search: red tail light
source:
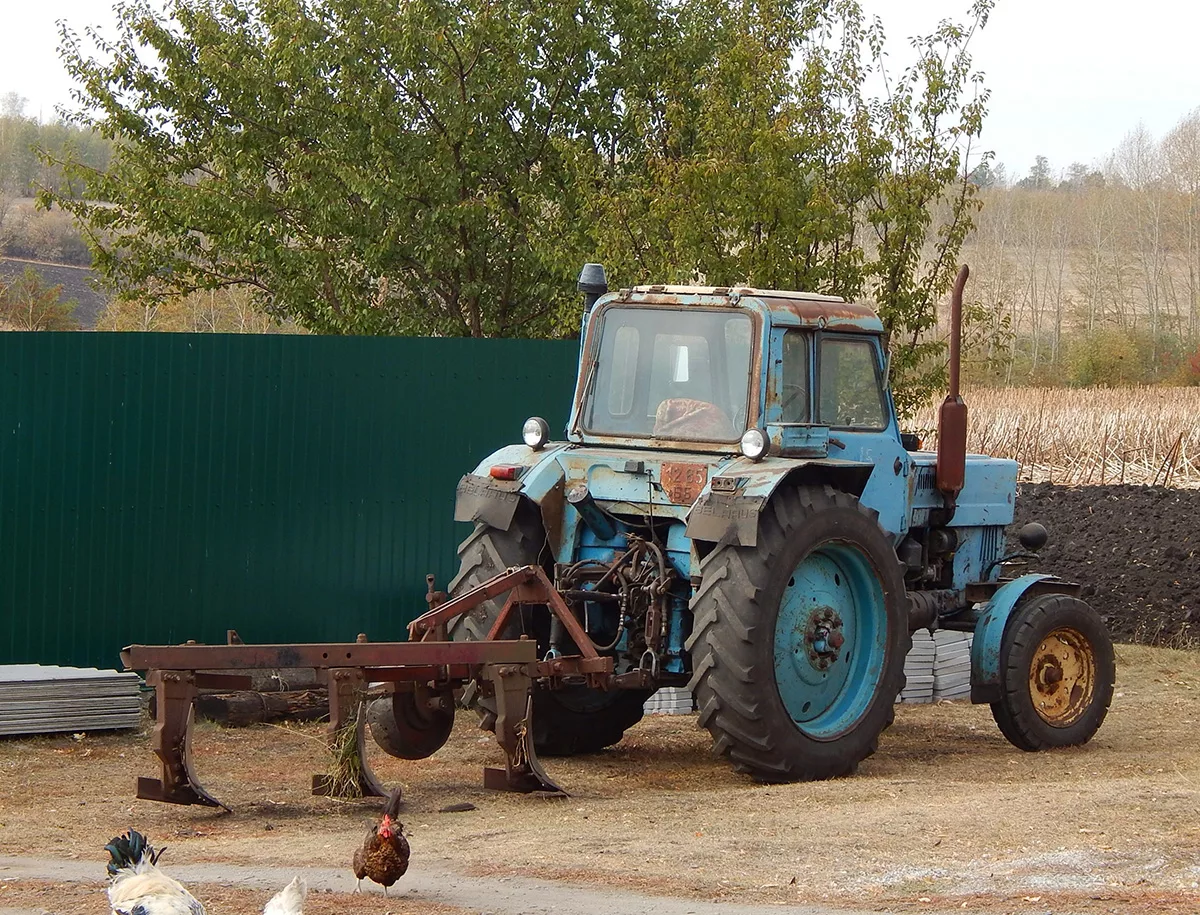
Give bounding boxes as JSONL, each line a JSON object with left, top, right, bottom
{"left": 489, "top": 464, "right": 522, "bottom": 481}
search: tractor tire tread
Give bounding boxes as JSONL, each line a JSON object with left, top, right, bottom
{"left": 687, "top": 485, "right": 909, "bottom": 782}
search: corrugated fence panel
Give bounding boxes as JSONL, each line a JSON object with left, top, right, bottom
{"left": 0, "top": 333, "right": 580, "bottom": 670}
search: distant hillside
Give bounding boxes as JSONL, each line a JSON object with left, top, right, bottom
{"left": 0, "top": 257, "right": 106, "bottom": 328}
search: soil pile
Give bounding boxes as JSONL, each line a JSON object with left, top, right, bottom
{"left": 1011, "top": 482, "right": 1200, "bottom": 645}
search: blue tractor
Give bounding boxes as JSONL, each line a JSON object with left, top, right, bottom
{"left": 439, "top": 264, "right": 1115, "bottom": 781}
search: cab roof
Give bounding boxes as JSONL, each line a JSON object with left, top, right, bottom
{"left": 608, "top": 284, "right": 885, "bottom": 334}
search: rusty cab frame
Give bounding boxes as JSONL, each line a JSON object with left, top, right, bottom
{"left": 122, "top": 564, "right": 622, "bottom": 810}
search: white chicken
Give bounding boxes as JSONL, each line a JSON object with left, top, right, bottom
{"left": 104, "top": 830, "right": 305, "bottom": 915}
{"left": 262, "top": 876, "right": 306, "bottom": 915}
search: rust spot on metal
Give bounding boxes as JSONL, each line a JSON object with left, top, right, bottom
{"left": 768, "top": 297, "right": 882, "bottom": 330}
{"left": 1028, "top": 626, "right": 1096, "bottom": 727}
{"left": 661, "top": 462, "right": 709, "bottom": 504}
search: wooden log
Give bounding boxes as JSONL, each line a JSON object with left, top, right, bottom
{"left": 194, "top": 689, "right": 329, "bottom": 727}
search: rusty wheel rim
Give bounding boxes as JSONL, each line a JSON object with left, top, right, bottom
{"left": 1029, "top": 627, "right": 1096, "bottom": 727}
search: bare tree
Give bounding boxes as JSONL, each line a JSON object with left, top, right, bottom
{"left": 1162, "top": 109, "right": 1200, "bottom": 341}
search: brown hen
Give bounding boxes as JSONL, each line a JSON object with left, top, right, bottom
{"left": 352, "top": 789, "right": 409, "bottom": 896}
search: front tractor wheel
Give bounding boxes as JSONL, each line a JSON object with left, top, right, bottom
{"left": 990, "top": 593, "right": 1115, "bottom": 751}
{"left": 687, "top": 486, "right": 909, "bottom": 782}
{"left": 446, "top": 501, "right": 648, "bottom": 756}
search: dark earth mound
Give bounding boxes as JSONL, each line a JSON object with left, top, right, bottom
{"left": 1011, "top": 482, "right": 1200, "bottom": 646}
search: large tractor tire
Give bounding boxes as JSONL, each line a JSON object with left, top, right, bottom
{"left": 446, "top": 501, "right": 648, "bottom": 756}
{"left": 687, "top": 485, "right": 909, "bottom": 781}
{"left": 990, "top": 593, "right": 1115, "bottom": 751}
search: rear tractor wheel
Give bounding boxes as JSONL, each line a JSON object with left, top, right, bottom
{"left": 990, "top": 593, "right": 1115, "bottom": 751}
{"left": 688, "top": 486, "right": 909, "bottom": 781}
{"left": 446, "top": 501, "right": 649, "bottom": 756}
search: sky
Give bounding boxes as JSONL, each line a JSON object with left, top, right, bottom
{"left": 2, "top": 0, "right": 1198, "bottom": 182}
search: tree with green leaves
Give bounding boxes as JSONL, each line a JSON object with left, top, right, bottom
{"left": 49, "top": 0, "right": 632, "bottom": 336}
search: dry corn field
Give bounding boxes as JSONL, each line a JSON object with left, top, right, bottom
{"left": 914, "top": 386, "right": 1200, "bottom": 487}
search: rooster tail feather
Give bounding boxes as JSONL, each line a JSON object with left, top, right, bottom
{"left": 382, "top": 787, "right": 403, "bottom": 821}
{"left": 104, "top": 829, "right": 163, "bottom": 876}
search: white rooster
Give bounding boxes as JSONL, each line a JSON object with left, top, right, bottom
{"left": 104, "top": 830, "right": 305, "bottom": 915}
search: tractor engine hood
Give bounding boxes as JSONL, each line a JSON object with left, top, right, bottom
{"left": 454, "top": 443, "right": 875, "bottom": 549}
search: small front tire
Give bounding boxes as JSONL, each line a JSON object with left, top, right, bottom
{"left": 990, "top": 593, "right": 1115, "bottom": 751}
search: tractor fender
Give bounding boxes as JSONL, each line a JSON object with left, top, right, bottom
{"left": 686, "top": 457, "right": 875, "bottom": 548}
{"left": 454, "top": 443, "right": 568, "bottom": 531}
{"left": 969, "top": 573, "right": 1059, "bottom": 704}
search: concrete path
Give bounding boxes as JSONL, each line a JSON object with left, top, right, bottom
{"left": 0, "top": 855, "right": 890, "bottom": 915}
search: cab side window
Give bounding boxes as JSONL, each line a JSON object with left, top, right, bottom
{"left": 818, "top": 337, "right": 886, "bottom": 429}
{"left": 780, "top": 332, "right": 810, "bottom": 423}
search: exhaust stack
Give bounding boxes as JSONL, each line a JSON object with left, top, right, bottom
{"left": 935, "top": 265, "right": 970, "bottom": 508}
{"left": 577, "top": 263, "right": 608, "bottom": 311}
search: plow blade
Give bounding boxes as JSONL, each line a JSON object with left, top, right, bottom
{"left": 484, "top": 689, "right": 562, "bottom": 794}
{"left": 137, "top": 672, "right": 230, "bottom": 811}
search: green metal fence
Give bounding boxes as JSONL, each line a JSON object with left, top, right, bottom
{"left": 0, "top": 332, "right": 579, "bottom": 670}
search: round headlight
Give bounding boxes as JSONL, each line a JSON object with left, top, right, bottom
{"left": 740, "top": 428, "right": 768, "bottom": 461}
{"left": 522, "top": 416, "right": 550, "bottom": 450}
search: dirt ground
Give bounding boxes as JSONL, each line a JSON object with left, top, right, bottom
{"left": 0, "top": 880, "right": 471, "bottom": 915}
{"left": 2, "top": 644, "right": 1200, "bottom": 914}
{"left": 1013, "top": 483, "right": 1200, "bottom": 646}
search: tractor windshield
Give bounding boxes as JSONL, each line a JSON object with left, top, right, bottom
{"left": 583, "top": 307, "right": 754, "bottom": 442}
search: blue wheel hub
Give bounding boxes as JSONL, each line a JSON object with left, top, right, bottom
{"left": 772, "top": 542, "right": 887, "bottom": 739}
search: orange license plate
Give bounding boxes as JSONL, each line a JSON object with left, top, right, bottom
{"left": 661, "top": 462, "right": 708, "bottom": 504}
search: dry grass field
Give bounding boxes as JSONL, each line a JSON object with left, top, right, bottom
{"left": 914, "top": 386, "right": 1200, "bottom": 486}
{"left": 2, "top": 644, "right": 1199, "bottom": 914}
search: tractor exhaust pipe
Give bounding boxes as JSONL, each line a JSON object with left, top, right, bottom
{"left": 935, "top": 265, "right": 970, "bottom": 509}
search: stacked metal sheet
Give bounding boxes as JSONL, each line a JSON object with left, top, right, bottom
{"left": 0, "top": 665, "right": 142, "bottom": 735}
{"left": 932, "top": 630, "right": 973, "bottom": 700}
{"left": 643, "top": 686, "right": 696, "bottom": 716}
{"left": 899, "top": 628, "right": 936, "bottom": 703}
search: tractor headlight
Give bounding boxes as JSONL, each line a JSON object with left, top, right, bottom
{"left": 740, "top": 428, "right": 768, "bottom": 461}
{"left": 522, "top": 416, "right": 550, "bottom": 450}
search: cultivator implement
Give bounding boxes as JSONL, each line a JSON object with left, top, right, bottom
{"left": 122, "top": 564, "right": 617, "bottom": 810}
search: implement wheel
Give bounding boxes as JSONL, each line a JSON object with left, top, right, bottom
{"left": 991, "top": 593, "right": 1115, "bottom": 751}
{"left": 447, "top": 501, "right": 648, "bottom": 755}
{"left": 367, "top": 688, "right": 454, "bottom": 760}
{"left": 688, "top": 485, "right": 909, "bottom": 781}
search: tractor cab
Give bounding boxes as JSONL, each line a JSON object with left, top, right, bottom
{"left": 569, "top": 284, "right": 896, "bottom": 463}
